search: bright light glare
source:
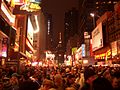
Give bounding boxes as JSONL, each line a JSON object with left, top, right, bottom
{"left": 1, "top": 3, "right": 15, "bottom": 24}
{"left": 90, "top": 13, "right": 95, "bottom": 17}
{"left": 32, "top": 62, "right": 38, "bottom": 66}
{"left": 83, "top": 60, "right": 88, "bottom": 64}
{"left": 34, "top": 15, "right": 39, "bottom": 33}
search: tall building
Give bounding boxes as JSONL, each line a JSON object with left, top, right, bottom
{"left": 0, "top": 0, "right": 42, "bottom": 68}
{"left": 45, "top": 13, "right": 55, "bottom": 52}
{"left": 64, "top": 8, "right": 79, "bottom": 51}
{"left": 78, "top": 0, "right": 119, "bottom": 45}
{"left": 56, "top": 32, "right": 64, "bottom": 64}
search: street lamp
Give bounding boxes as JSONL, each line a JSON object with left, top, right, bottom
{"left": 90, "top": 13, "right": 96, "bottom": 28}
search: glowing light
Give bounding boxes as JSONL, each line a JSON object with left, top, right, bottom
{"left": 2, "top": 52, "right": 7, "bottom": 57}
{"left": 83, "top": 60, "right": 88, "bottom": 64}
{"left": 1, "top": 2, "right": 15, "bottom": 24}
{"left": 38, "top": 62, "right": 42, "bottom": 66}
{"left": 90, "top": 13, "right": 95, "bottom": 17}
{"left": 33, "top": 15, "right": 40, "bottom": 33}
{"left": 32, "top": 62, "right": 38, "bottom": 66}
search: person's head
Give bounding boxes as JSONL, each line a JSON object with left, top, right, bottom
{"left": 84, "top": 67, "right": 96, "bottom": 83}
{"left": 67, "top": 74, "right": 75, "bottom": 85}
{"left": 10, "top": 73, "right": 20, "bottom": 85}
{"left": 10, "top": 76, "right": 19, "bottom": 85}
{"left": 92, "top": 77, "right": 113, "bottom": 90}
{"left": 65, "top": 87, "right": 75, "bottom": 90}
{"left": 54, "top": 74, "right": 63, "bottom": 86}
{"left": 111, "top": 71, "right": 120, "bottom": 89}
{"left": 103, "top": 69, "right": 111, "bottom": 81}
{"left": 42, "top": 79, "right": 54, "bottom": 90}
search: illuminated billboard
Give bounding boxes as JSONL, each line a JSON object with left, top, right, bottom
{"left": 13, "top": 0, "right": 41, "bottom": 5}
{"left": 27, "top": 16, "right": 34, "bottom": 45}
{"left": 92, "top": 22, "right": 103, "bottom": 51}
{"left": 19, "top": 0, "right": 41, "bottom": 11}
{"left": 81, "top": 44, "right": 85, "bottom": 57}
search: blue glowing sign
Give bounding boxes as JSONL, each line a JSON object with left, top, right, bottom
{"left": 82, "top": 44, "right": 85, "bottom": 57}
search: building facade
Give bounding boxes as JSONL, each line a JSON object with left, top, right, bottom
{"left": 78, "top": 0, "right": 119, "bottom": 45}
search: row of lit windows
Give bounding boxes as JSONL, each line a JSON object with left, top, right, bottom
{"left": 96, "top": 1, "right": 117, "bottom": 5}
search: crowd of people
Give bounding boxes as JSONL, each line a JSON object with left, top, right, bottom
{"left": 0, "top": 64, "right": 120, "bottom": 90}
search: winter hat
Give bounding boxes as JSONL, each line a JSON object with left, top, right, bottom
{"left": 84, "top": 67, "right": 96, "bottom": 81}
{"left": 11, "top": 73, "right": 20, "bottom": 78}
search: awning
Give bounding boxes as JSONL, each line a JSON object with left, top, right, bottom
{"left": 10, "top": 52, "right": 28, "bottom": 60}
{"left": 93, "top": 46, "right": 110, "bottom": 55}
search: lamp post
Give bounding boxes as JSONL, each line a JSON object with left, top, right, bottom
{"left": 90, "top": 13, "right": 96, "bottom": 28}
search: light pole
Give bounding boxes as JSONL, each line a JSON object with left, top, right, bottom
{"left": 90, "top": 13, "right": 96, "bottom": 28}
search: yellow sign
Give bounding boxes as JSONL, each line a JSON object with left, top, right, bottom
{"left": 29, "top": 2, "right": 41, "bottom": 10}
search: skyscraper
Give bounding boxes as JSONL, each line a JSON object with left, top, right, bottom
{"left": 64, "top": 8, "right": 79, "bottom": 50}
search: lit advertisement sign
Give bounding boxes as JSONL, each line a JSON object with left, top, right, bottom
{"left": 72, "top": 47, "right": 77, "bottom": 55}
{"left": 111, "top": 41, "right": 117, "bottom": 56}
{"left": 14, "top": 0, "right": 24, "bottom": 5}
{"left": 14, "top": 0, "right": 41, "bottom": 5}
{"left": 27, "top": 16, "right": 33, "bottom": 45}
{"left": 26, "top": 39, "right": 34, "bottom": 52}
{"left": 2, "top": 38, "right": 8, "bottom": 57}
{"left": 82, "top": 44, "right": 85, "bottom": 57}
{"left": 30, "top": 0, "right": 42, "bottom": 3}
{"left": 20, "top": 0, "right": 41, "bottom": 11}
{"left": 92, "top": 22, "right": 103, "bottom": 51}
{"left": 1, "top": 2, "right": 15, "bottom": 26}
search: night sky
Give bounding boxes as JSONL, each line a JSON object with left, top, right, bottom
{"left": 41, "top": 0, "right": 78, "bottom": 46}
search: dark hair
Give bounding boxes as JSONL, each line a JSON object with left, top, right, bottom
{"left": 92, "top": 77, "right": 113, "bottom": 90}
{"left": 84, "top": 67, "right": 95, "bottom": 81}
{"left": 19, "top": 80, "right": 39, "bottom": 90}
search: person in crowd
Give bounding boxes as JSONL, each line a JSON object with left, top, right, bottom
{"left": 111, "top": 71, "right": 120, "bottom": 90}
{"left": 66, "top": 74, "right": 80, "bottom": 90}
{"left": 0, "top": 82, "right": 4, "bottom": 90}
{"left": 92, "top": 77, "right": 113, "bottom": 90}
{"left": 54, "top": 74, "right": 65, "bottom": 90}
{"left": 79, "top": 66, "right": 96, "bottom": 90}
{"left": 19, "top": 79, "right": 39, "bottom": 90}
{"left": 75, "top": 71, "right": 84, "bottom": 90}
{"left": 65, "top": 87, "right": 76, "bottom": 90}
{"left": 103, "top": 68, "right": 112, "bottom": 82}
{"left": 39, "top": 79, "right": 55, "bottom": 90}
{"left": 6, "top": 73, "right": 20, "bottom": 90}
